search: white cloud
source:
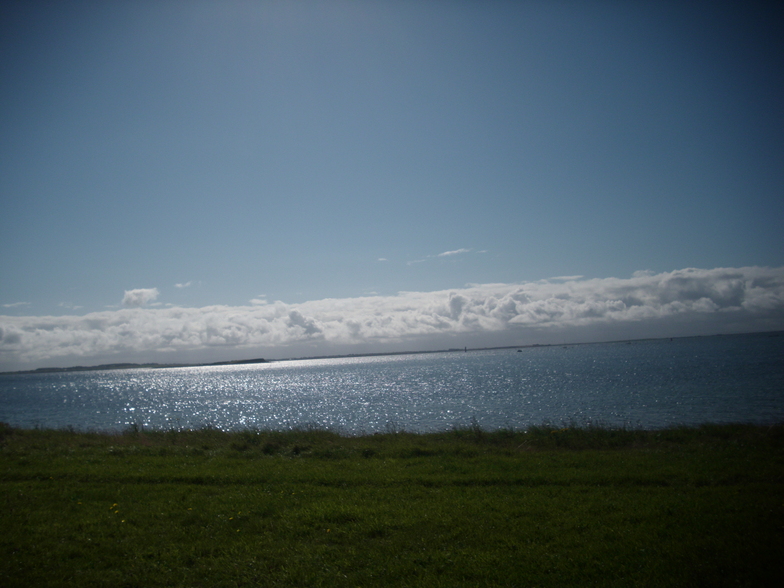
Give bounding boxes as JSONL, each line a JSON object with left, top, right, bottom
{"left": 122, "top": 288, "right": 160, "bottom": 308}
{"left": 2, "top": 267, "right": 783, "bottom": 369}
{"left": 438, "top": 248, "right": 471, "bottom": 257}
{"left": 546, "top": 275, "right": 585, "bottom": 282}
{"left": 2, "top": 302, "right": 30, "bottom": 308}
{"left": 175, "top": 281, "right": 193, "bottom": 289}
{"left": 408, "top": 248, "right": 473, "bottom": 265}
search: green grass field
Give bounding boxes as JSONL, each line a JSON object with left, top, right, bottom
{"left": 2, "top": 422, "right": 783, "bottom": 587}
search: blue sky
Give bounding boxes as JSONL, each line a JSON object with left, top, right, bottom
{"left": 1, "top": 1, "right": 783, "bottom": 370}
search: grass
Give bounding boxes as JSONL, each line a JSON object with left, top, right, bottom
{"left": 1, "top": 422, "right": 783, "bottom": 587}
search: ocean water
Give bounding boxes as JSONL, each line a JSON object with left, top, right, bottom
{"left": 1, "top": 332, "right": 782, "bottom": 433}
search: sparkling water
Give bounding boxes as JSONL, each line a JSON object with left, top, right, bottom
{"left": 1, "top": 332, "right": 782, "bottom": 432}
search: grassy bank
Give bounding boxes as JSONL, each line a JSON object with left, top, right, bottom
{"left": 2, "top": 423, "right": 783, "bottom": 587}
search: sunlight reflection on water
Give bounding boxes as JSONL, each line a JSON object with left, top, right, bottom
{"left": 1, "top": 333, "right": 782, "bottom": 432}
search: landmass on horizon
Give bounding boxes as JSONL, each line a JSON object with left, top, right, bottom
{"left": 0, "top": 357, "right": 269, "bottom": 375}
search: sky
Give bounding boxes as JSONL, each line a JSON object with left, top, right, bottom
{"left": 1, "top": 0, "right": 783, "bottom": 371}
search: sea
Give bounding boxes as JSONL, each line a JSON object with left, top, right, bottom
{"left": 1, "top": 332, "right": 782, "bottom": 433}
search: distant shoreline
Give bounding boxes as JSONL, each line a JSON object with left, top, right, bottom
{"left": 2, "top": 330, "right": 780, "bottom": 376}
{"left": 0, "top": 357, "right": 269, "bottom": 376}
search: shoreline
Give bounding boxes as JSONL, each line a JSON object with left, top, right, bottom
{"left": 2, "top": 421, "right": 782, "bottom": 449}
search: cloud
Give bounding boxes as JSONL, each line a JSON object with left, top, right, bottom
{"left": 438, "top": 248, "right": 471, "bottom": 257}
{"left": 2, "top": 267, "right": 783, "bottom": 369}
{"left": 408, "top": 248, "right": 473, "bottom": 265}
{"left": 546, "top": 275, "right": 584, "bottom": 282}
{"left": 175, "top": 281, "right": 193, "bottom": 289}
{"left": 122, "top": 288, "right": 160, "bottom": 308}
{"left": 2, "top": 302, "right": 30, "bottom": 308}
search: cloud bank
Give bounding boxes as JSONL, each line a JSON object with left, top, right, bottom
{"left": 2, "top": 267, "right": 783, "bottom": 369}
